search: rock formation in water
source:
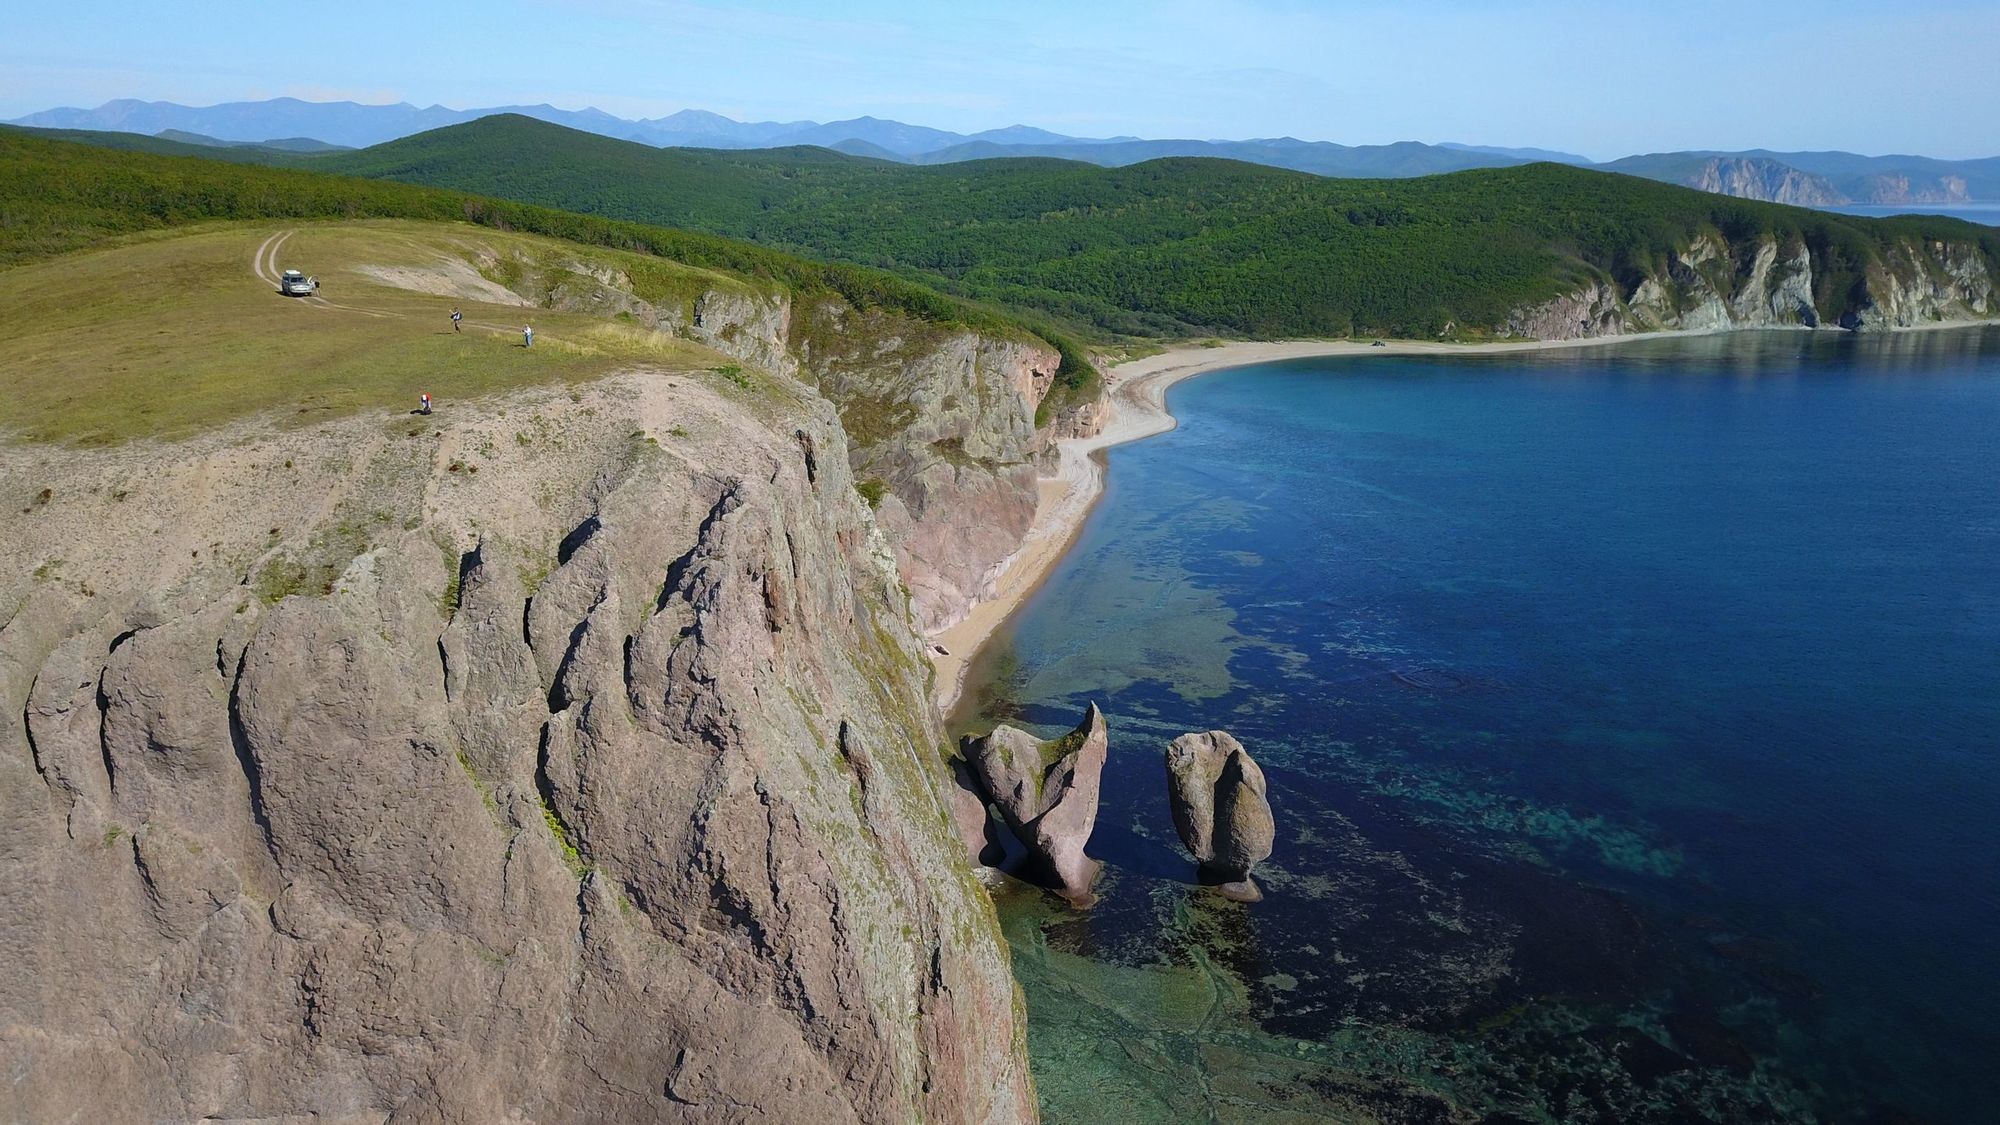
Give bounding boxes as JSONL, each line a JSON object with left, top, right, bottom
{"left": 1164, "top": 730, "right": 1276, "bottom": 902}
{"left": 958, "top": 703, "right": 1109, "bottom": 905}
{"left": 0, "top": 365, "right": 1036, "bottom": 1122}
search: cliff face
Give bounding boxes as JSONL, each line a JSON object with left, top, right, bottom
{"left": 0, "top": 372, "right": 1032, "bottom": 1122}
{"left": 1845, "top": 237, "right": 1997, "bottom": 328}
{"left": 789, "top": 302, "right": 1076, "bottom": 633}
{"left": 1641, "top": 157, "right": 1977, "bottom": 207}
{"left": 1853, "top": 172, "right": 1973, "bottom": 205}
{"left": 1506, "top": 231, "right": 1996, "bottom": 340}
{"left": 467, "top": 245, "right": 1102, "bottom": 634}
{"left": 1688, "top": 157, "right": 1846, "bottom": 207}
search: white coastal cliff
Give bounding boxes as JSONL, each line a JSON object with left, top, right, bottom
{"left": 1507, "top": 231, "right": 1996, "bottom": 339}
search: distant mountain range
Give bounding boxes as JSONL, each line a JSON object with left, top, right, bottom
{"left": 10, "top": 97, "right": 1998, "bottom": 204}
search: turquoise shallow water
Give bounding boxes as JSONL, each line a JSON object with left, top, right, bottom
{"left": 959, "top": 327, "right": 2000, "bottom": 1123}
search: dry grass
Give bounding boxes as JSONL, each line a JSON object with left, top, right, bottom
{"left": 0, "top": 219, "right": 727, "bottom": 445}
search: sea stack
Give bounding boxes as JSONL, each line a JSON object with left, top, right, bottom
{"left": 1165, "top": 730, "right": 1276, "bottom": 902}
{"left": 959, "top": 703, "right": 1109, "bottom": 905}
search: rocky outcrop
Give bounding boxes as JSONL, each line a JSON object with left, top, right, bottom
{"left": 959, "top": 704, "right": 1109, "bottom": 905}
{"left": 1688, "top": 157, "right": 1846, "bottom": 207}
{"left": 1164, "top": 731, "right": 1276, "bottom": 902}
{"left": 1030, "top": 393, "right": 1107, "bottom": 474}
{"left": 390, "top": 237, "right": 1110, "bottom": 637}
{"left": 1646, "top": 157, "right": 1977, "bottom": 207}
{"left": 1843, "top": 238, "right": 1996, "bottom": 329}
{"left": 1506, "top": 230, "right": 1996, "bottom": 340}
{"left": 1854, "top": 172, "right": 1972, "bottom": 205}
{"left": 465, "top": 244, "right": 800, "bottom": 379}
{"left": 1503, "top": 279, "right": 1627, "bottom": 340}
{"left": 790, "top": 300, "right": 1103, "bottom": 633}
{"left": 0, "top": 371, "right": 1032, "bottom": 1122}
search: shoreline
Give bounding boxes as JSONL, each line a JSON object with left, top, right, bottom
{"left": 925, "top": 321, "right": 2000, "bottom": 714}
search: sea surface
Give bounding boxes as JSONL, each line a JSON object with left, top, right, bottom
{"left": 956, "top": 328, "right": 2000, "bottom": 1123}
{"left": 1822, "top": 201, "right": 2000, "bottom": 226}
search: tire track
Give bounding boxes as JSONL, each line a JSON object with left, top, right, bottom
{"left": 253, "top": 229, "right": 527, "bottom": 327}
{"left": 251, "top": 230, "right": 290, "bottom": 288}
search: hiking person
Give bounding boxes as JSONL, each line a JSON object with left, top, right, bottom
{"left": 523, "top": 325, "right": 534, "bottom": 348}
{"left": 451, "top": 307, "right": 462, "bottom": 333}
{"left": 420, "top": 393, "right": 432, "bottom": 416}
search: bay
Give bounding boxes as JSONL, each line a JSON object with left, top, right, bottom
{"left": 959, "top": 327, "right": 2000, "bottom": 1123}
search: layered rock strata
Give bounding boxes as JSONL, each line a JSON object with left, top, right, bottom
{"left": 958, "top": 704, "right": 1109, "bottom": 905}
{"left": 1164, "top": 730, "right": 1276, "bottom": 903}
{"left": 0, "top": 370, "right": 1033, "bottom": 1123}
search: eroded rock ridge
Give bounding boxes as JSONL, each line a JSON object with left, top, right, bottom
{"left": 0, "top": 372, "right": 1033, "bottom": 1123}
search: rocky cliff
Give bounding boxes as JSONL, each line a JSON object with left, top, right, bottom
{"left": 1687, "top": 157, "right": 1847, "bottom": 207}
{"left": 0, "top": 369, "right": 1034, "bottom": 1122}
{"left": 457, "top": 243, "right": 1102, "bottom": 635}
{"left": 790, "top": 302, "right": 1079, "bottom": 634}
{"left": 1626, "top": 156, "right": 1979, "bottom": 207}
{"left": 1506, "top": 230, "right": 1997, "bottom": 339}
{"left": 1850, "top": 172, "right": 1974, "bottom": 205}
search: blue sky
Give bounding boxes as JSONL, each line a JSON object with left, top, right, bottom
{"left": 6, "top": 0, "right": 1998, "bottom": 159}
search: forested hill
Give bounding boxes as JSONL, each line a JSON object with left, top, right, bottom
{"left": 13, "top": 116, "right": 2000, "bottom": 341}
{"left": 307, "top": 115, "right": 2000, "bottom": 338}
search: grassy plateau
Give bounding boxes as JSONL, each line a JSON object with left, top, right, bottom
{"left": 0, "top": 220, "right": 728, "bottom": 444}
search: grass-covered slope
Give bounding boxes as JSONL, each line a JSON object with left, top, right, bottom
{"left": 0, "top": 219, "right": 741, "bottom": 444}
{"left": 314, "top": 116, "right": 2000, "bottom": 338}
{"left": 0, "top": 130, "right": 1102, "bottom": 442}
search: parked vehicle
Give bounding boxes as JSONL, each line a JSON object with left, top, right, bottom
{"left": 279, "top": 269, "right": 318, "bottom": 297}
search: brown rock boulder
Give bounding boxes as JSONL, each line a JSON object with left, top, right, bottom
{"left": 1165, "top": 730, "right": 1275, "bottom": 902}
{"left": 960, "top": 703, "right": 1108, "bottom": 905}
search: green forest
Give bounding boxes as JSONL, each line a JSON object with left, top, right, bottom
{"left": 6, "top": 115, "right": 1999, "bottom": 398}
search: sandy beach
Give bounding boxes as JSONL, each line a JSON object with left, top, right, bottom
{"left": 924, "top": 332, "right": 1741, "bottom": 713}
{"left": 924, "top": 320, "right": 2000, "bottom": 712}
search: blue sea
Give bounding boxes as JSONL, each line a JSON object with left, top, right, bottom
{"left": 957, "top": 328, "right": 2000, "bottom": 1123}
{"left": 1823, "top": 202, "right": 2000, "bottom": 226}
